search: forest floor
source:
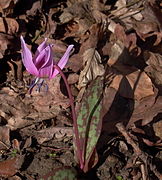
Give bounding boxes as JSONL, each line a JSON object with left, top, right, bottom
{"left": 0, "top": 0, "right": 162, "bottom": 180}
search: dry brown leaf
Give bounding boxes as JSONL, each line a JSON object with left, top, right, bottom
{"left": 111, "top": 0, "right": 143, "bottom": 30}
{"left": 110, "top": 71, "right": 154, "bottom": 100}
{"left": 0, "top": 157, "right": 22, "bottom": 178}
{"left": 0, "top": 126, "right": 10, "bottom": 150}
{"left": 144, "top": 52, "right": 162, "bottom": 85}
{"left": 26, "top": 1, "right": 41, "bottom": 16}
{"left": 0, "top": 33, "right": 16, "bottom": 58}
{"left": 0, "top": 17, "right": 19, "bottom": 35}
{"left": 35, "top": 127, "right": 73, "bottom": 144}
{"left": 114, "top": 24, "right": 140, "bottom": 52}
{"left": 78, "top": 48, "right": 104, "bottom": 89}
{"left": 101, "top": 71, "right": 157, "bottom": 135}
{"left": 8, "top": 175, "right": 22, "bottom": 180}
{"left": 0, "top": 0, "right": 18, "bottom": 16}
{"left": 127, "top": 94, "right": 162, "bottom": 127}
{"left": 153, "top": 120, "right": 162, "bottom": 140}
{"left": 67, "top": 73, "right": 79, "bottom": 85}
{"left": 0, "top": 0, "right": 17, "bottom": 9}
{"left": 0, "top": 87, "right": 55, "bottom": 130}
{"left": 67, "top": 23, "right": 102, "bottom": 73}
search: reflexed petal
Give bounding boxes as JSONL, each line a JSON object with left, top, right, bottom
{"left": 51, "top": 45, "right": 74, "bottom": 78}
{"left": 20, "top": 36, "right": 38, "bottom": 76}
{"left": 33, "top": 38, "right": 48, "bottom": 61}
{"left": 37, "top": 45, "right": 54, "bottom": 78}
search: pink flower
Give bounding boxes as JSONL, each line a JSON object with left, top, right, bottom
{"left": 20, "top": 36, "right": 74, "bottom": 79}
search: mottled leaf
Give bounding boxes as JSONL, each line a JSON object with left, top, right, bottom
{"left": 75, "top": 76, "right": 103, "bottom": 172}
{"left": 40, "top": 167, "right": 77, "bottom": 180}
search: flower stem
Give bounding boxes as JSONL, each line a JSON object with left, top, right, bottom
{"left": 53, "top": 65, "right": 84, "bottom": 169}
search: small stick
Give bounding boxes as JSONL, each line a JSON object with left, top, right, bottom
{"left": 116, "top": 122, "right": 141, "bottom": 155}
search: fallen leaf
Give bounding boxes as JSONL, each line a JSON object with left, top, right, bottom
{"left": 0, "top": 126, "right": 10, "bottom": 150}
{"left": 78, "top": 48, "right": 105, "bottom": 89}
{"left": 153, "top": 120, "right": 162, "bottom": 140}
{"left": 110, "top": 71, "right": 154, "bottom": 100}
{"left": 0, "top": 0, "right": 17, "bottom": 9}
{"left": 114, "top": 24, "right": 140, "bottom": 52}
{"left": 35, "top": 127, "right": 73, "bottom": 144}
{"left": 0, "top": 33, "right": 17, "bottom": 58}
{"left": 0, "top": 17, "right": 19, "bottom": 35}
{"left": 144, "top": 51, "right": 162, "bottom": 85}
{"left": 0, "top": 157, "right": 22, "bottom": 178}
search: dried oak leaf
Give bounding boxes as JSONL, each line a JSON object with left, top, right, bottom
{"left": 26, "top": 1, "right": 41, "bottom": 16}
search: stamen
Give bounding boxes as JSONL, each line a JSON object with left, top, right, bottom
{"left": 28, "top": 77, "right": 48, "bottom": 94}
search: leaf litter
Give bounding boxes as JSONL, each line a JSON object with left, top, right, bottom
{"left": 0, "top": 0, "right": 162, "bottom": 179}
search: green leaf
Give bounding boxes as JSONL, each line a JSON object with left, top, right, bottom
{"left": 116, "top": 175, "right": 124, "bottom": 180}
{"left": 75, "top": 76, "right": 103, "bottom": 172}
{"left": 40, "top": 167, "right": 77, "bottom": 180}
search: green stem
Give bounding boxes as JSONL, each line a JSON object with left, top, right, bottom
{"left": 53, "top": 64, "right": 84, "bottom": 169}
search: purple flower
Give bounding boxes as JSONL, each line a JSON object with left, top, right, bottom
{"left": 20, "top": 36, "right": 74, "bottom": 79}
{"left": 20, "top": 36, "right": 74, "bottom": 92}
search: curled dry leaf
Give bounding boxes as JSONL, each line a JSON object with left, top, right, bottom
{"left": 78, "top": 48, "right": 105, "bottom": 89}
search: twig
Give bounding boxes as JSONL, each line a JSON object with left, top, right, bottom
{"left": 116, "top": 122, "right": 142, "bottom": 155}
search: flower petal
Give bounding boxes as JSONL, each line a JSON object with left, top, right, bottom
{"left": 33, "top": 38, "right": 48, "bottom": 61}
{"left": 20, "top": 36, "right": 38, "bottom": 76}
{"left": 35, "top": 45, "right": 54, "bottom": 78}
{"left": 51, "top": 45, "right": 74, "bottom": 78}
